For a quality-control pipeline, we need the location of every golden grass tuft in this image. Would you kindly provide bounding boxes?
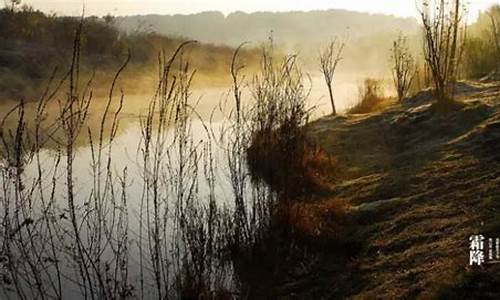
[284,198,351,242]
[247,131,338,197]
[348,78,391,114]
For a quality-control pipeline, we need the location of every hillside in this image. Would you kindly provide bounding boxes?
[117,10,420,71]
[117,10,418,46]
[264,82,500,298]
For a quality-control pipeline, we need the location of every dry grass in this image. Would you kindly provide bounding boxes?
[284,198,351,242]
[302,82,500,298]
[247,133,338,197]
[348,78,391,114]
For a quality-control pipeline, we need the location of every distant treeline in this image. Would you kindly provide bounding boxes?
[2,3,499,101]
[0,5,260,101]
[117,9,421,73]
[117,10,419,47]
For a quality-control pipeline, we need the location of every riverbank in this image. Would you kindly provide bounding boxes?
[259,81,500,298]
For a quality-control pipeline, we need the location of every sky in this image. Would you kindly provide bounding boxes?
[8,0,500,20]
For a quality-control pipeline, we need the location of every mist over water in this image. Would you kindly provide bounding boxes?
[3,0,500,297]
[2,70,360,297]
[0,7,401,296]
[0,71,369,154]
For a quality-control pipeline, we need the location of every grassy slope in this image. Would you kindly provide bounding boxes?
[296,81,500,298]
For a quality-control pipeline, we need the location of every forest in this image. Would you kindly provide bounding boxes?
[0,3,260,100]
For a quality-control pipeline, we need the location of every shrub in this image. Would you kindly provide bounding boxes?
[463,37,497,78]
[390,34,416,102]
[246,44,337,197]
[462,5,500,79]
[348,78,386,114]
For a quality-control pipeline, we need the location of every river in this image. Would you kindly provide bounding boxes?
[0,73,365,298]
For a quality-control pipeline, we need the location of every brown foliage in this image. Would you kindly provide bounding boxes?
[348,78,387,114]
[248,132,337,197]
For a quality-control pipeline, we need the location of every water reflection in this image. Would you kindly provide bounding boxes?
[0,74,362,155]
[0,73,362,298]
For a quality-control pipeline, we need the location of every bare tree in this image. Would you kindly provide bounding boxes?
[419,0,467,104]
[390,34,416,102]
[4,0,21,12]
[488,5,500,72]
[319,38,345,115]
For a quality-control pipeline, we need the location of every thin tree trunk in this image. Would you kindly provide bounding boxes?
[328,83,336,115]
[447,0,460,100]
